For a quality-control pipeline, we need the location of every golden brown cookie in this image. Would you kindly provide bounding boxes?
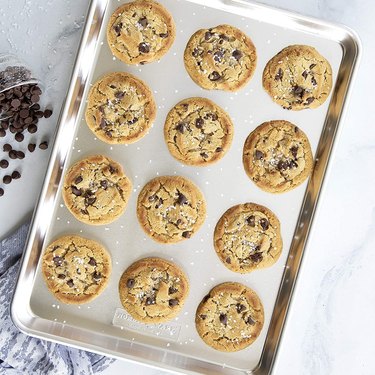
[243,120,313,193]
[42,235,111,304]
[263,45,333,110]
[62,155,132,225]
[164,97,234,166]
[214,203,282,273]
[137,175,206,243]
[119,257,189,323]
[184,24,257,91]
[195,282,264,352]
[107,0,175,64]
[85,72,156,144]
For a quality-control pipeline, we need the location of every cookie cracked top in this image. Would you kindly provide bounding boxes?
[243,120,313,193]
[164,97,234,166]
[107,0,175,64]
[119,257,189,323]
[85,72,156,144]
[214,203,282,273]
[184,24,257,91]
[62,155,132,225]
[42,235,112,304]
[263,45,333,110]
[137,175,206,243]
[195,282,264,352]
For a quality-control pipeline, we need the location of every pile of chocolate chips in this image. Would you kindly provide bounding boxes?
[0,69,53,198]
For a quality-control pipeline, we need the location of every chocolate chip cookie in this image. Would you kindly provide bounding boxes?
[243,120,313,193]
[85,72,156,144]
[214,203,282,273]
[107,0,175,65]
[184,24,257,91]
[62,155,132,225]
[42,235,111,304]
[164,97,234,166]
[119,257,189,323]
[137,176,206,243]
[263,45,333,110]
[195,282,264,352]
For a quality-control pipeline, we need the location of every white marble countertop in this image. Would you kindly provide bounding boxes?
[1,0,374,374]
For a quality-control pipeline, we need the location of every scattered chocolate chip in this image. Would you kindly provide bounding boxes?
[302,70,308,79]
[182,231,191,238]
[19,109,29,118]
[43,109,53,118]
[168,286,178,294]
[246,215,255,227]
[0,159,9,169]
[0,188,3,197]
[138,42,150,54]
[9,150,17,159]
[204,31,213,40]
[88,257,97,267]
[232,49,243,61]
[71,186,82,196]
[0,128,5,137]
[100,180,108,189]
[237,304,246,313]
[290,146,298,159]
[15,132,24,142]
[292,85,305,98]
[219,313,227,325]
[126,278,135,288]
[3,175,11,184]
[138,17,148,28]
[53,256,63,266]
[169,298,178,307]
[39,141,48,150]
[195,118,204,128]
[177,192,187,205]
[260,218,269,230]
[74,176,83,184]
[85,196,97,206]
[145,297,156,305]
[92,271,101,281]
[16,151,25,159]
[67,279,74,287]
[250,252,263,262]
[225,257,231,264]
[215,147,223,152]
[159,32,168,38]
[11,98,20,108]
[277,160,288,171]
[175,122,186,133]
[28,143,36,152]
[57,274,66,279]
[255,150,264,160]
[208,71,221,81]
[11,171,21,179]
[247,316,255,325]
[3,144,12,152]
[114,23,122,35]
[28,124,37,133]
[213,50,224,62]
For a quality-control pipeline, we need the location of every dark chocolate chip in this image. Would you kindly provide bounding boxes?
[305,97,315,104]
[88,257,97,266]
[105,130,112,138]
[176,218,182,225]
[311,76,317,86]
[292,85,305,98]
[290,146,298,159]
[203,294,210,303]
[302,70,308,79]
[182,231,191,238]
[43,109,53,118]
[114,23,122,35]
[247,316,255,325]
[237,304,246,313]
[9,150,17,159]
[11,171,21,179]
[260,218,269,230]
[53,256,63,266]
[159,32,168,38]
[109,165,117,174]
[0,188,3,197]
[0,159,9,169]
[81,209,89,215]
[126,278,135,288]
[11,98,21,108]
[215,147,223,152]
[208,71,221,81]
[28,124,37,133]
[204,31,213,40]
[57,274,66,279]
[246,215,255,227]
[145,297,156,305]
[3,144,12,152]
[115,91,125,99]
[92,271,101,281]
[232,49,243,61]
[138,42,150,54]
[31,94,39,103]
[15,132,24,142]
[255,150,264,160]
[309,63,316,70]
[175,122,186,133]
[168,286,178,294]
[219,313,227,325]
[28,143,36,152]
[74,176,83,184]
[67,279,74,287]
[177,192,187,205]
[71,186,82,196]
[138,17,148,28]
[195,118,204,128]
[0,128,6,137]
[16,151,25,159]
[225,256,231,264]
[275,68,283,81]
[128,117,138,125]
[250,252,263,262]
[19,109,29,118]
[155,197,163,209]
[192,48,199,57]
[85,196,97,206]
[3,175,11,184]
[200,152,208,159]
[39,141,48,150]
[100,180,108,189]
[213,50,223,63]
[148,194,156,202]
[199,314,207,320]
[277,160,288,171]
[169,298,178,307]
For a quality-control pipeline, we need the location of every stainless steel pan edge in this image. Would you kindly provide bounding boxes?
[10,0,361,374]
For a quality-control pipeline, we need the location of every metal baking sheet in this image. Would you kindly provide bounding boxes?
[11,0,360,374]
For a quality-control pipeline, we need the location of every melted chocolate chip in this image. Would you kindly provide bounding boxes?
[302,70,308,79]
[74,176,83,184]
[53,256,63,266]
[128,117,138,125]
[139,42,150,54]
[275,68,283,81]
[169,286,178,294]
[305,97,315,104]
[88,257,97,266]
[155,197,163,209]
[182,231,191,238]
[208,71,221,81]
[292,85,305,98]
[246,215,255,227]
[255,150,264,160]
[232,49,243,61]
[290,146,298,159]
[92,271,101,281]
[175,122,186,133]
[145,297,156,305]
[115,91,125,99]
[225,257,231,264]
[67,279,74,287]
[127,278,135,288]
[109,165,117,174]
[260,218,269,230]
[100,180,108,189]
[237,304,246,313]
[71,186,82,196]
[219,313,227,325]
[195,118,204,128]
[200,152,208,159]
[177,192,187,205]
[159,32,168,38]
[213,50,224,63]
[204,31,213,41]
[57,274,66,280]
[148,194,156,202]
[247,316,255,325]
[85,196,96,206]
[114,23,122,35]
[215,147,223,152]
[277,160,289,171]
[169,298,178,307]
[250,252,263,262]
[138,17,148,28]
[311,76,317,86]
[192,48,199,57]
